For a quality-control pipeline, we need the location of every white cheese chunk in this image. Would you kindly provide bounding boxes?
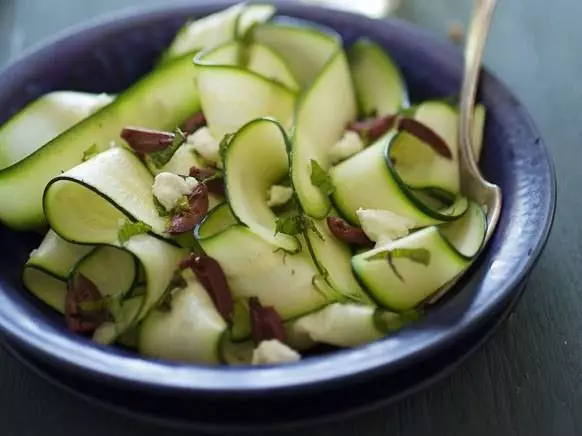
[266,185,293,208]
[152,172,198,211]
[356,208,417,247]
[187,127,221,168]
[251,339,301,365]
[329,131,364,164]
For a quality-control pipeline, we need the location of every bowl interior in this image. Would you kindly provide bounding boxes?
[0,1,555,394]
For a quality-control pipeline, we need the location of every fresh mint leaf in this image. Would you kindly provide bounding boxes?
[153,197,170,217]
[275,213,318,237]
[275,215,302,236]
[82,143,99,162]
[147,128,187,169]
[174,194,191,214]
[366,247,431,282]
[310,159,335,196]
[118,220,152,245]
[367,247,431,265]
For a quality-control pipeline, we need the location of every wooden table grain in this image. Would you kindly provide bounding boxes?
[0,0,579,435]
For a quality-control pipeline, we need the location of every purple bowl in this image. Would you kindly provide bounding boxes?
[0,0,555,429]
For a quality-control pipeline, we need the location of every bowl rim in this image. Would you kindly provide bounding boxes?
[0,0,557,396]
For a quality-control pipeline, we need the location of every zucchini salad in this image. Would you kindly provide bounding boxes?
[0,3,488,366]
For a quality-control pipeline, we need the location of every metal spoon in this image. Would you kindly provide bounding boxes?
[429,0,502,304]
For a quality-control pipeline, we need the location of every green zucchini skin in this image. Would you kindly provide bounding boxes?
[348,38,409,117]
[222,117,300,253]
[352,202,486,311]
[0,53,201,230]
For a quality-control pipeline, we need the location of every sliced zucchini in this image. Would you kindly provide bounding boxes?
[21,269,68,314]
[44,147,167,240]
[291,48,357,218]
[223,117,299,252]
[71,246,138,301]
[351,202,486,310]
[194,39,298,90]
[392,101,460,194]
[348,38,408,117]
[43,147,186,326]
[23,234,138,318]
[94,294,144,345]
[439,201,487,258]
[198,224,333,320]
[304,217,370,303]
[330,137,468,226]
[0,53,201,230]
[195,202,237,239]
[287,303,383,347]
[0,91,113,169]
[114,234,186,324]
[23,230,94,312]
[236,4,277,37]
[252,19,340,87]
[69,247,140,344]
[391,101,487,195]
[138,273,226,364]
[24,230,94,280]
[194,43,297,139]
[246,44,299,91]
[160,3,275,64]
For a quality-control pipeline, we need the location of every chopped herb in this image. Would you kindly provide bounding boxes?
[310,159,335,196]
[275,213,319,237]
[82,143,99,162]
[146,128,187,168]
[174,194,191,214]
[366,248,431,282]
[153,196,170,217]
[275,215,301,236]
[118,220,152,245]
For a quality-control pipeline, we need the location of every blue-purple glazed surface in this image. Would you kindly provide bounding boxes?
[0,0,555,400]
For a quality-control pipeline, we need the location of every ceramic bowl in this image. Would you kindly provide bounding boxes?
[0,0,556,430]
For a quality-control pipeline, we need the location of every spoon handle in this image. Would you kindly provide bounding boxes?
[459,0,498,176]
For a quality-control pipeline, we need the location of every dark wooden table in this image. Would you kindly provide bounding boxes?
[0,0,578,435]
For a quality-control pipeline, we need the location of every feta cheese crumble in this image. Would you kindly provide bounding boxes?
[251,339,301,365]
[267,184,293,208]
[187,127,221,168]
[152,172,198,211]
[356,208,417,247]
